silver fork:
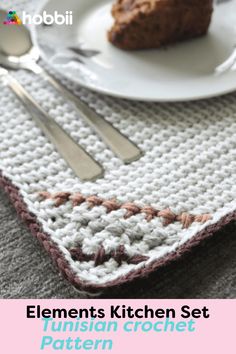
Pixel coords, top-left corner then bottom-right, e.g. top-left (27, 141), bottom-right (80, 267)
top-left (0, 9), bottom-right (142, 164)
top-left (0, 67), bottom-right (103, 181)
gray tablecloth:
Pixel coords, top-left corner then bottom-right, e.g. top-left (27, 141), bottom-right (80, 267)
top-left (1, 188), bottom-right (236, 299)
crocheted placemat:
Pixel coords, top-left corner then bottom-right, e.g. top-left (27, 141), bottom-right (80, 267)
top-left (1, 0), bottom-right (236, 294)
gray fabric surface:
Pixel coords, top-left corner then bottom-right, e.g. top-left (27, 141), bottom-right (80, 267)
top-left (0, 188), bottom-right (236, 299)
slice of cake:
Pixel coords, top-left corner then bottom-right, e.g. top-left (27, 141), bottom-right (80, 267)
top-left (108, 0), bottom-right (214, 50)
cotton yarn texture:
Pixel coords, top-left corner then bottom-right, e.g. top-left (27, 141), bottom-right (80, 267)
top-left (0, 0), bottom-right (236, 293)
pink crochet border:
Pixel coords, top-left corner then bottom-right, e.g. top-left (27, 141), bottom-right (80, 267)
top-left (1, 172), bottom-right (235, 294)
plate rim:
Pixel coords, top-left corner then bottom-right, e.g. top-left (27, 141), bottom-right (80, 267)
top-left (32, 0), bottom-right (236, 102)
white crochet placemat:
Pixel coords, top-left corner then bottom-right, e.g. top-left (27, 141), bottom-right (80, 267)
top-left (0, 0), bottom-right (236, 293)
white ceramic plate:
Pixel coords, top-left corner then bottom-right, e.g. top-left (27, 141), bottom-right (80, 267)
top-left (34, 0), bottom-right (236, 102)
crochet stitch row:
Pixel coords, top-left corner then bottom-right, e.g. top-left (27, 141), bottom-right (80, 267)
top-left (39, 192), bottom-right (212, 229)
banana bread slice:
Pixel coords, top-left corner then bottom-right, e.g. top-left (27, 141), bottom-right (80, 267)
top-left (108, 0), bottom-right (213, 50)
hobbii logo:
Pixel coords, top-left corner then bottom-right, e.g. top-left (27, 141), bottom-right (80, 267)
top-left (22, 10), bottom-right (73, 26)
